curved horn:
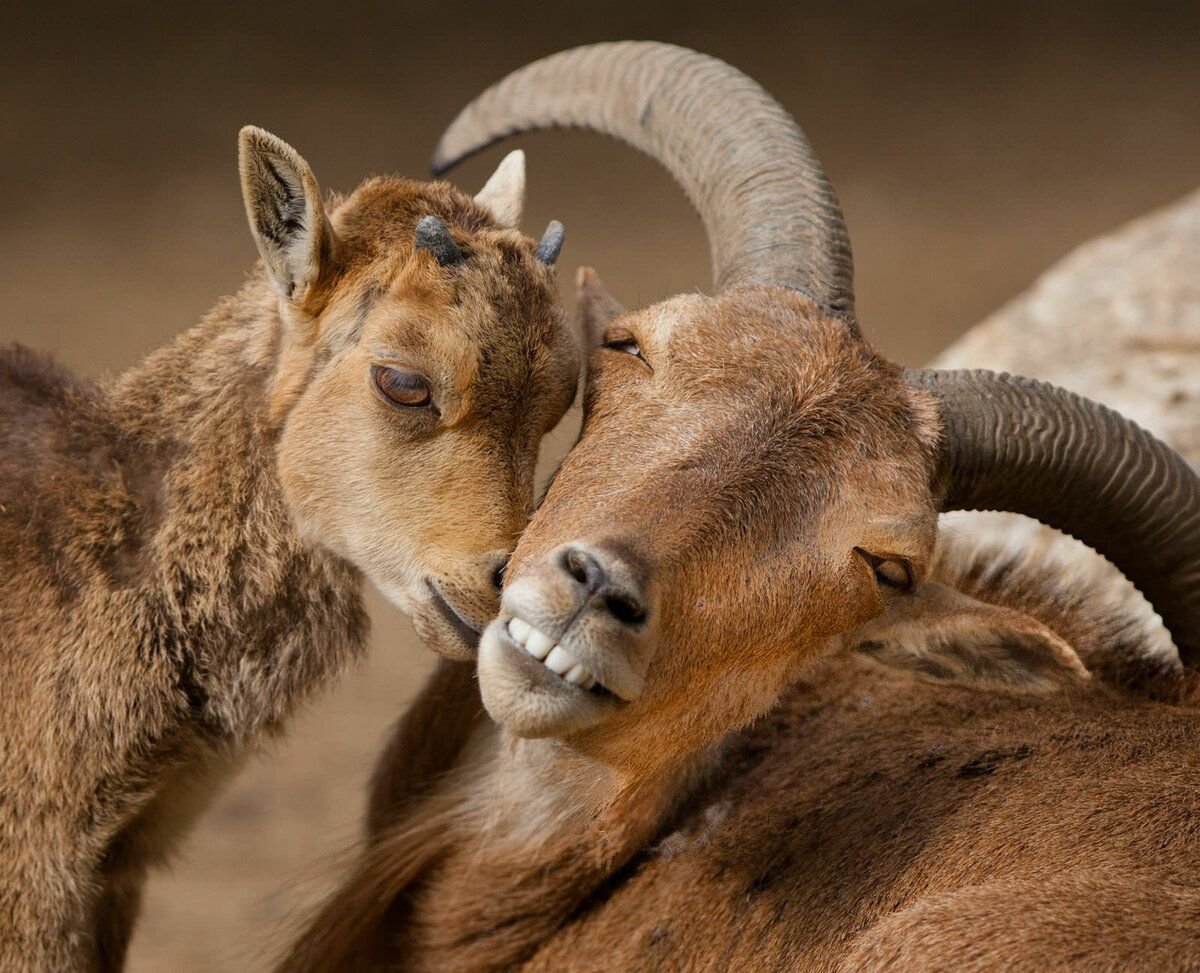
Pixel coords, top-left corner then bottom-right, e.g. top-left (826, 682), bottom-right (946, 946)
top-left (432, 42), bottom-right (853, 314)
top-left (536, 220), bottom-right (565, 265)
top-left (414, 215), bottom-right (464, 266)
top-left (909, 368), bottom-right (1200, 667)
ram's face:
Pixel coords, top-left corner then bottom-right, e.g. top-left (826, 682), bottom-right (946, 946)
top-left (477, 287), bottom-right (939, 769)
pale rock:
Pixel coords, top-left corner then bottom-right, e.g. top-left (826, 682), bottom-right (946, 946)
top-left (934, 187), bottom-right (1200, 665)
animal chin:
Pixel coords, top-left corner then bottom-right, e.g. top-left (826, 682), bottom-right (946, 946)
top-left (477, 615), bottom-right (623, 738)
top-left (420, 581), bottom-right (482, 660)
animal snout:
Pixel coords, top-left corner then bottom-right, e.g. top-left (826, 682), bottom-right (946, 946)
top-left (466, 548), bottom-right (511, 604)
top-left (558, 545), bottom-right (647, 626)
top-left (432, 549), bottom-right (511, 625)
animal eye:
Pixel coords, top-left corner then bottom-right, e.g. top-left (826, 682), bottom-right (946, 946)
top-left (855, 549), bottom-right (913, 593)
top-left (874, 559), bottom-right (912, 591)
top-left (372, 366), bottom-right (433, 409)
top-left (602, 327), bottom-right (650, 367)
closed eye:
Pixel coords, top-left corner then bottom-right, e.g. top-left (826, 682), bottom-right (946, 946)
top-left (601, 327), bottom-right (652, 370)
top-left (371, 364), bottom-right (438, 414)
top-left (854, 548), bottom-right (914, 594)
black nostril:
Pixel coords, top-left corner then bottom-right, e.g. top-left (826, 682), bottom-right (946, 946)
top-left (562, 547), bottom-right (602, 589)
top-left (560, 546), bottom-right (647, 627)
top-left (492, 560), bottom-right (508, 591)
top-left (605, 594), bottom-right (645, 626)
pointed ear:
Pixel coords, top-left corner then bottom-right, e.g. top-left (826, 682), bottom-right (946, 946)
top-left (847, 583), bottom-right (1090, 693)
top-left (575, 267), bottom-right (627, 347)
top-left (474, 149), bottom-right (525, 228)
top-left (238, 126), bottom-right (336, 305)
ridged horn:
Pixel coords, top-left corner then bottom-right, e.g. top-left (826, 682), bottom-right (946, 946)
top-left (432, 41), bottom-right (854, 315)
top-left (909, 368), bottom-right (1200, 667)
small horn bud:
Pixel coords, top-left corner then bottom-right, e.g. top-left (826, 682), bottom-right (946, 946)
top-left (415, 215), bottom-right (464, 266)
top-left (536, 220), bottom-right (566, 265)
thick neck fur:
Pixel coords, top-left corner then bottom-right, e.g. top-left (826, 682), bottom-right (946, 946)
top-left (104, 272), bottom-right (367, 740)
top-left (287, 685), bottom-right (708, 973)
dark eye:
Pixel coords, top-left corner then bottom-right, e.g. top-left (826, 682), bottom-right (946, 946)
top-left (855, 549), bottom-right (913, 593)
top-left (372, 366), bottom-right (433, 409)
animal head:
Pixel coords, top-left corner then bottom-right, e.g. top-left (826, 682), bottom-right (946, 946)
top-left (437, 44), bottom-right (1200, 769)
top-left (490, 279), bottom-right (944, 760)
top-left (238, 127), bottom-right (579, 659)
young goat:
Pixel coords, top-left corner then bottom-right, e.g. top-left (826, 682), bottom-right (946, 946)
top-left (282, 43), bottom-right (1200, 971)
top-left (0, 127), bottom-right (578, 969)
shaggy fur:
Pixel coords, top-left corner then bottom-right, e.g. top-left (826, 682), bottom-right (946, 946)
top-left (0, 133), bottom-right (576, 969)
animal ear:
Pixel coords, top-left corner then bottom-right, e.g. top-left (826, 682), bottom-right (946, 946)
top-left (575, 267), bottom-right (627, 347)
top-left (473, 149), bottom-right (525, 228)
top-left (847, 583), bottom-right (1090, 693)
top-left (238, 126), bottom-right (336, 305)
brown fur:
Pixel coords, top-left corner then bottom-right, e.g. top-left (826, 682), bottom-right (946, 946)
top-left (0, 132), bottom-right (576, 969)
top-left (290, 545), bottom-right (1200, 973)
top-left (283, 274), bottom-right (1199, 971)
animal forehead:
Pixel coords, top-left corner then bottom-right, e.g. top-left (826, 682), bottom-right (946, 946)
top-left (662, 398), bottom-right (894, 511)
top-left (565, 392), bottom-right (915, 554)
top-left (578, 296), bottom-right (929, 517)
top-left (631, 291), bottom-right (862, 381)
top-left (333, 179), bottom-right (551, 290)
top-left (333, 176), bottom-right (493, 250)
top-left (357, 283), bottom-right (574, 434)
top-left (364, 287), bottom-right (564, 382)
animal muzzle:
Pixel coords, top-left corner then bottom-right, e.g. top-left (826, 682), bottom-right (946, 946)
top-left (498, 541), bottom-right (653, 702)
top-left (558, 545), bottom-right (647, 628)
top-left (421, 549), bottom-right (510, 659)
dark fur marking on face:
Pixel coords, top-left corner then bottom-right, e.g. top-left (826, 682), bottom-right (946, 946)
top-left (427, 579), bottom-right (483, 649)
top-left (594, 537), bottom-right (653, 591)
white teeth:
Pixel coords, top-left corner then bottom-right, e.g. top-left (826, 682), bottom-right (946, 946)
top-left (506, 616), bottom-right (598, 690)
top-left (525, 628), bottom-right (555, 660)
top-left (508, 617), bottom-right (532, 645)
top-left (543, 645), bottom-right (576, 675)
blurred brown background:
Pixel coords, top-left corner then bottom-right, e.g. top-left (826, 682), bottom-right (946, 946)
top-left (2, 1), bottom-right (1198, 968)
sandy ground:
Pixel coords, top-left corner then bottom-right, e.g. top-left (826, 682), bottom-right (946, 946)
top-left (2, 2), bottom-right (1199, 968)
